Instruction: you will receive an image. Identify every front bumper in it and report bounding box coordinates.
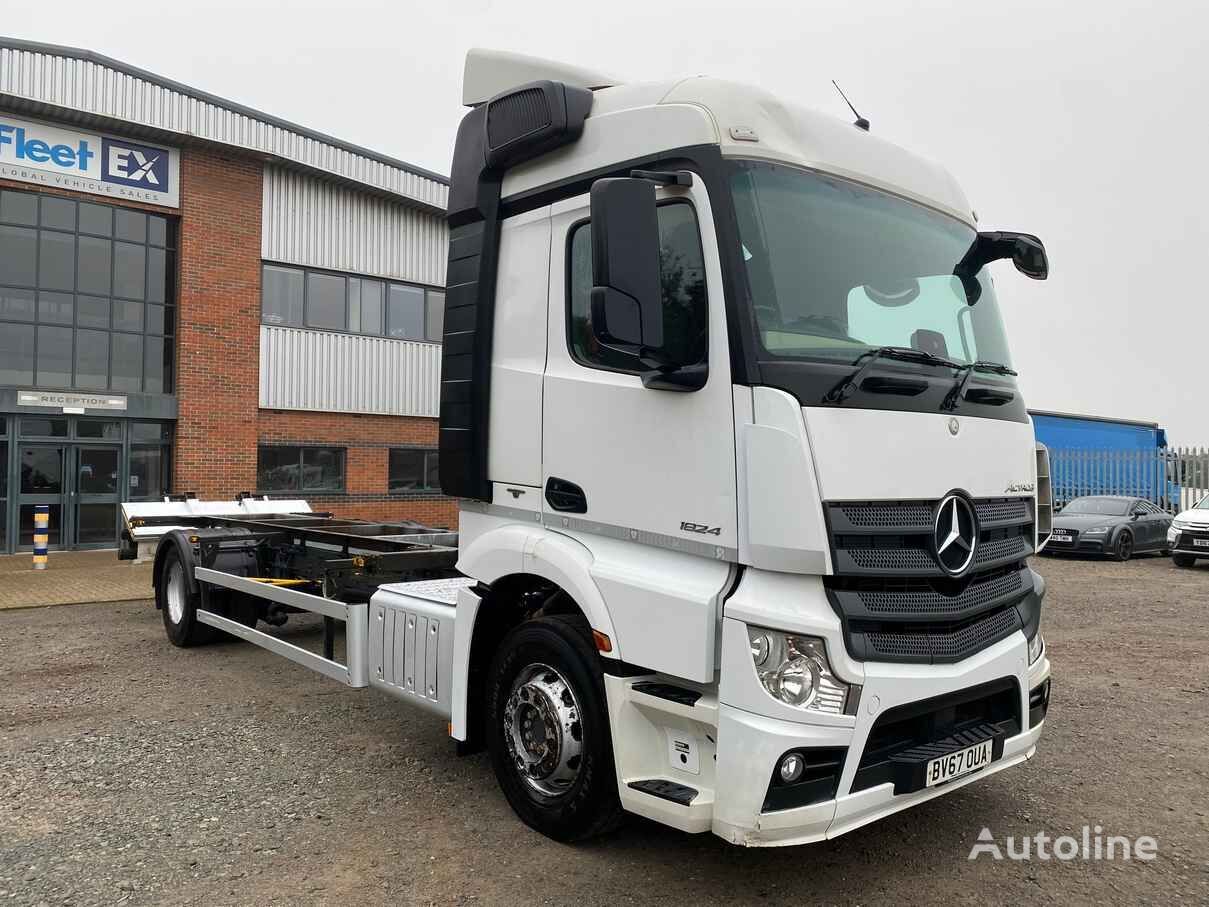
[1169,526,1209,555]
[1046,530,1111,554]
[712,624,1051,847]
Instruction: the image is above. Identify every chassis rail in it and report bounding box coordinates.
[194,567,369,686]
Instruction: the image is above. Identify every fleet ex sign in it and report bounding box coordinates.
[0,113,179,208]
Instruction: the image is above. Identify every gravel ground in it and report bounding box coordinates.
[1,554,1206,905]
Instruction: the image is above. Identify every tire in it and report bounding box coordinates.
[486,615,624,842]
[1113,531,1134,562]
[1173,553,1197,568]
[157,546,218,647]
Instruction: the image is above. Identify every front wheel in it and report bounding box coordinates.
[486,615,624,842]
[1173,553,1197,568]
[1113,531,1134,562]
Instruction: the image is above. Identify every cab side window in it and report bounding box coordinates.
[567,202,708,372]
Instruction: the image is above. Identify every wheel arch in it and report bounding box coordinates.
[457,523,619,651]
[455,524,620,754]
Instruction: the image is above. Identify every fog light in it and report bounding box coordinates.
[779,752,805,784]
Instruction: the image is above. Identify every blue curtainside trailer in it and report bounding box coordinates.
[1029,410,1176,508]
[1029,410,1167,453]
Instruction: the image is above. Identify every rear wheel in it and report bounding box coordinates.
[157,547,216,647]
[1173,553,1197,568]
[486,615,624,842]
[1113,531,1134,562]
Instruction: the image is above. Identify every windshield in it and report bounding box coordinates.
[730,162,1014,370]
[1063,497,1131,516]
[1198,496,1209,511]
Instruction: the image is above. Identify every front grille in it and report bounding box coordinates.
[851,677,1021,793]
[825,497,1037,664]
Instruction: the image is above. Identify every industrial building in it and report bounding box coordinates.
[0,37,453,553]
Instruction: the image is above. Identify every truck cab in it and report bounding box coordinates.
[441,50,1053,844]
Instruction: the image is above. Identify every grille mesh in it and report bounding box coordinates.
[847,547,934,570]
[974,535,1031,566]
[855,570,1025,615]
[486,88,552,149]
[835,502,932,530]
[976,499,1031,525]
[864,606,1022,662]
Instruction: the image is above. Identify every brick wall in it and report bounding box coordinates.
[172,148,455,528]
[174,146,263,497]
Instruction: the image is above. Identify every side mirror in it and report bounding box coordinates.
[954,231,1049,303]
[1009,234,1048,280]
[589,178,663,351]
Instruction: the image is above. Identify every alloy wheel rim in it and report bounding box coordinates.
[502,662,584,798]
[166,561,186,624]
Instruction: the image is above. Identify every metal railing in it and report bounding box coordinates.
[1047,446,1209,512]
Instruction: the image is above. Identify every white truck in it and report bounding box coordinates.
[129,49,1055,846]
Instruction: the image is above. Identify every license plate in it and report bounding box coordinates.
[1050,534,1071,542]
[1194,539,1209,548]
[926,739,993,787]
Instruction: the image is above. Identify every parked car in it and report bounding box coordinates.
[1045,495,1172,561]
[1168,495,1209,567]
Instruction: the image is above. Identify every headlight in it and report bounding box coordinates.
[746,627,854,715]
[1028,631,1044,665]
[1083,526,1110,535]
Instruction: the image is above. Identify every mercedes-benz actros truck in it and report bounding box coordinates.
[128,48,1054,847]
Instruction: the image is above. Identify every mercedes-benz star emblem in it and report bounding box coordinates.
[933,493,979,576]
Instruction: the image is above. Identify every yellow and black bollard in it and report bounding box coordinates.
[32,504,49,570]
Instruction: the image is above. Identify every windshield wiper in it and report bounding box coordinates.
[822,346,963,405]
[941,360,1018,411]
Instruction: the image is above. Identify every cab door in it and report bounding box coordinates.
[541,180,737,555]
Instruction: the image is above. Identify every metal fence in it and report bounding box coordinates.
[1047,446,1209,513]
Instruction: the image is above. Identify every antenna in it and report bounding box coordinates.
[832,80,870,131]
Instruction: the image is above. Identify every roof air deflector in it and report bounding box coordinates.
[462,48,619,107]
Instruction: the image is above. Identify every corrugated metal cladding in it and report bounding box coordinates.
[263,167,447,286]
[0,44,448,212]
[260,325,440,418]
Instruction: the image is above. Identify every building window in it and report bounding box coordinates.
[388,448,440,493]
[261,263,443,342]
[257,445,346,492]
[129,421,173,500]
[0,189,177,394]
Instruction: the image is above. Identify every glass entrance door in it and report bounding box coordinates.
[74,446,121,547]
[18,444,65,549]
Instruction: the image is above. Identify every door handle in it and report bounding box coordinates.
[545,477,587,514]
